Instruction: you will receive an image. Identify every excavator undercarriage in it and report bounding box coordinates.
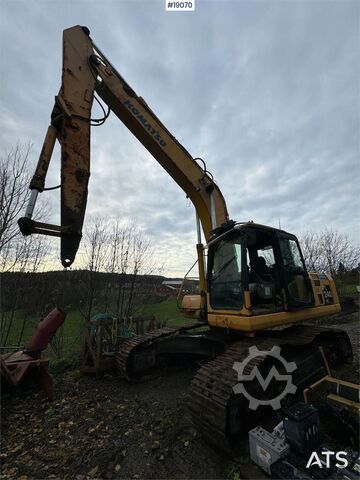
[115,323,352,449]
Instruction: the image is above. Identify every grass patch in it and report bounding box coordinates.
[1,297,192,360]
[335,281,358,298]
[2,310,83,351]
[141,297,190,326]
[1,309,84,363]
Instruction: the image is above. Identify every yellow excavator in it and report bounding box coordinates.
[18,26,352,448]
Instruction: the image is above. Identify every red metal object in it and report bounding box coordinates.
[26,307,66,355]
[1,308,66,400]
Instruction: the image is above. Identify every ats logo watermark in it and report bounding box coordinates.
[232,346,297,410]
[306,451,349,469]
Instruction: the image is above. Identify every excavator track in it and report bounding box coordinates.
[189,325,352,450]
[116,322,210,379]
[116,326,178,379]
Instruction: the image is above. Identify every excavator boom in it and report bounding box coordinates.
[18,25,230,267]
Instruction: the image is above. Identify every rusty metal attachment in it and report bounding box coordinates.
[18,25,230,268]
[1,308,66,400]
[18,26,96,267]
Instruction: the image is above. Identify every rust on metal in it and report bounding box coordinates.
[56,27,96,266]
[1,308,66,400]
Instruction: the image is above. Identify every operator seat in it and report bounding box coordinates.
[251,256,271,282]
[250,256,275,303]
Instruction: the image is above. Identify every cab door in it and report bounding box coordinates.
[276,233,314,310]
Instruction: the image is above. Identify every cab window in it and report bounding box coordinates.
[209,233,243,309]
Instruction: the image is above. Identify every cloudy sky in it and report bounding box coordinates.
[1,0,359,276]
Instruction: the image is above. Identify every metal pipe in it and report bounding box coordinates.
[25,190,39,219]
[29,125,57,191]
[210,192,217,230]
[196,212,202,244]
[197,243,206,292]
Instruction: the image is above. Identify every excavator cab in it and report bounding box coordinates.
[186,222,337,332]
[276,230,315,309]
[181,222,339,330]
[246,225,314,311]
[207,223,314,315]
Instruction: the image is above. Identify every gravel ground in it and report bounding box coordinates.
[1,311,358,480]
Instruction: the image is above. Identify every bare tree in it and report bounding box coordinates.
[320,229,359,277]
[299,231,323,273]
[0,143,31,254]
[105,220,162,321]
[77,217,109,320]
[75,217,163,333]
[0,142,51,273]
[299,229,359,277]
[0,142,52,348]
[125,230,154,318]
[105,221,132,317]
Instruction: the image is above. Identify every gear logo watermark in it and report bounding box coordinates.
[232,345,297,410]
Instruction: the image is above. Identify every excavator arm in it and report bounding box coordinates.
[18,25,231,267]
